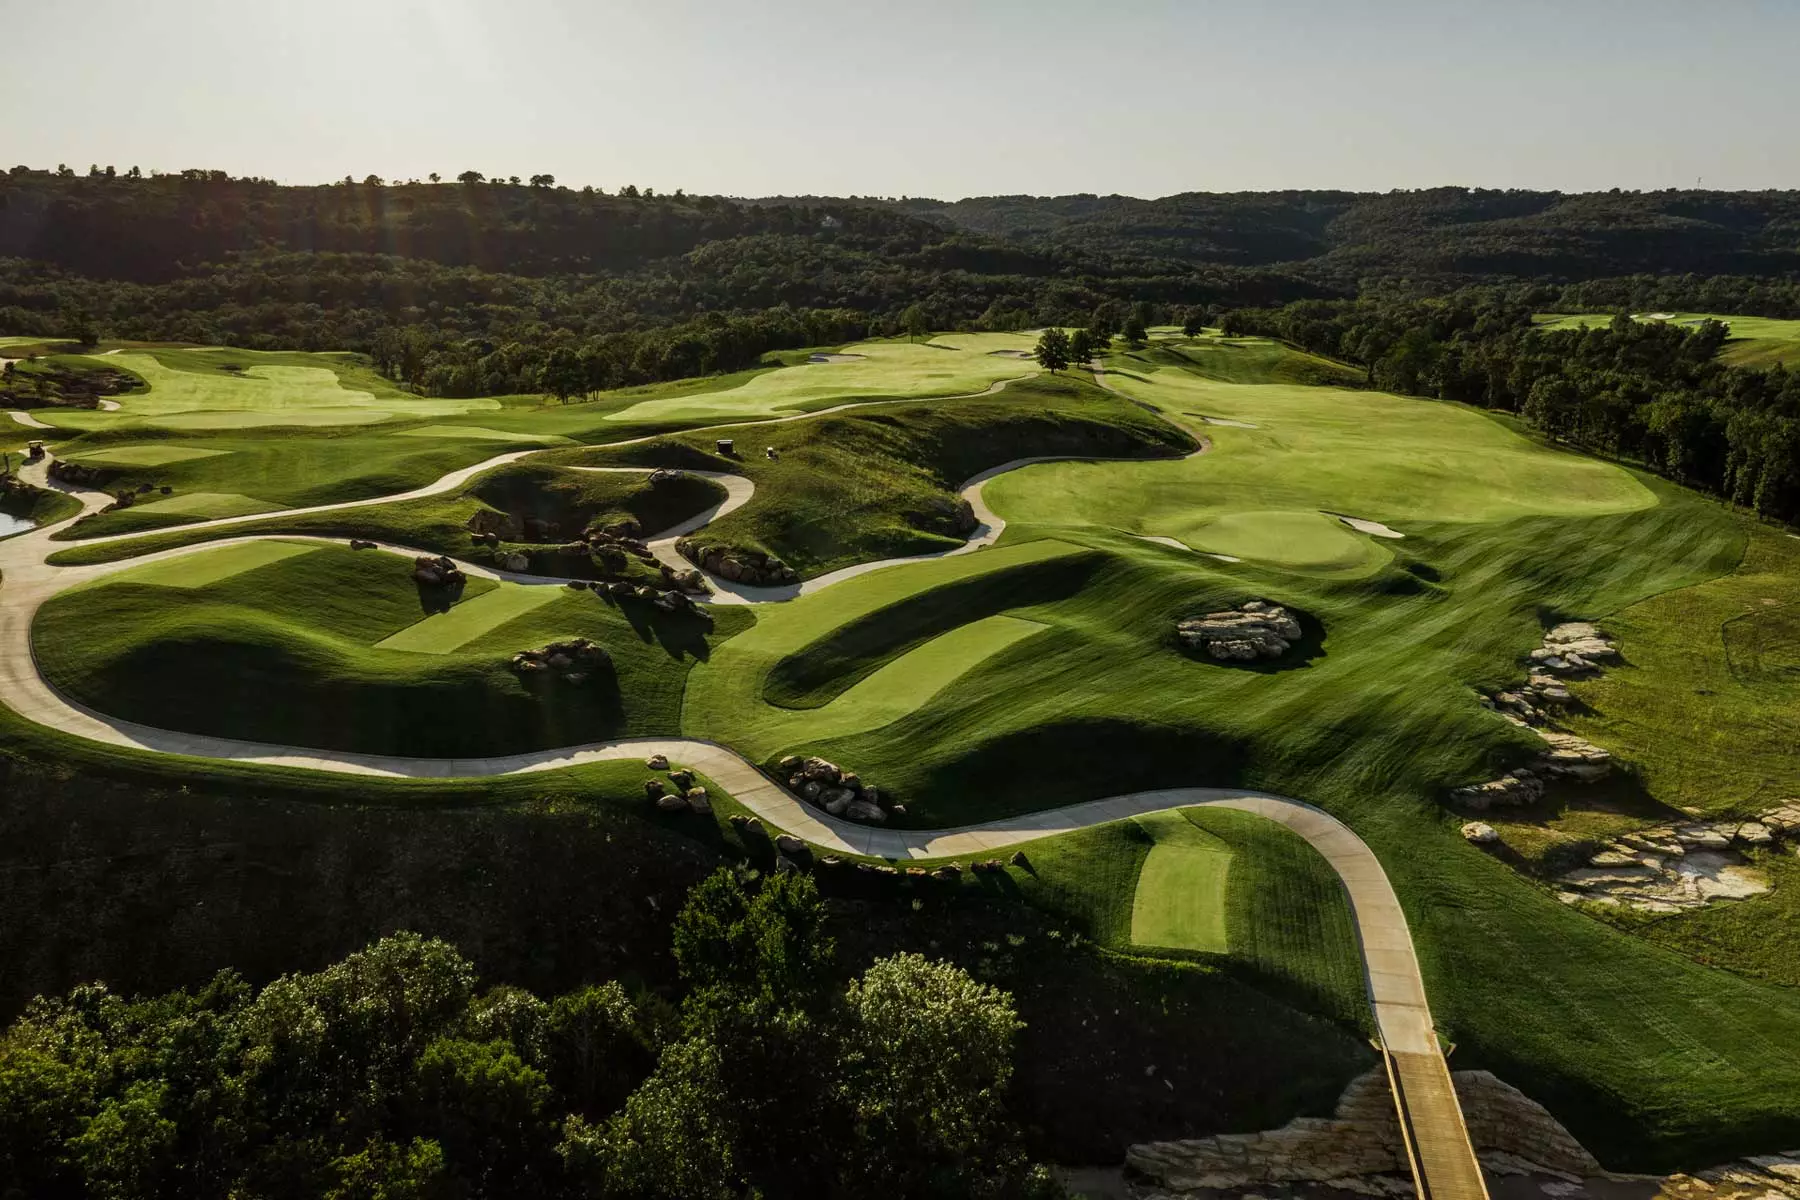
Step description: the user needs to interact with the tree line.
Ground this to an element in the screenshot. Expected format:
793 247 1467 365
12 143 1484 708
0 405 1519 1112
1222 295 1800 523
0 868 1056 1200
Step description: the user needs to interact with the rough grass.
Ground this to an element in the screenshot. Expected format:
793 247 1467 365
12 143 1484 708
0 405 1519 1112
34 545 753 757
552 373 1195 577
1156 334 1367 387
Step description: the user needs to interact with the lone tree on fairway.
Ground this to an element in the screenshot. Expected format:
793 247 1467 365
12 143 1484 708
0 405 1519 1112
1069 328 1096 365
900 304 930 342
1182 309 1204 337
1123 315 1148 348
1035 327 1072 373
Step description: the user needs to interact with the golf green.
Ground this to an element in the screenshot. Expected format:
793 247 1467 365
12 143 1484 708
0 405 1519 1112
130 492 277 519
1129 809 1233 952
376 583 565 654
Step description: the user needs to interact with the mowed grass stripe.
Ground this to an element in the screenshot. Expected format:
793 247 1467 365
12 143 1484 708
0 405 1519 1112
68 445 229 467
376 583 565 654
1130 809 1233 952
109 539 321 589
750 614 1047 745
131 492 277 518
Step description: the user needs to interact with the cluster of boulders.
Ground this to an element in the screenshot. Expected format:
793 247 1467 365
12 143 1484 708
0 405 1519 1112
1127 1068 1602 1196
777 755 899 823
468 509 665 581
509 637 610 683
676 537 798 587
1176 600 1302 661
919 494 979 537
1454 622 1620 808
726 814 1025 883
1657 1148 1800 1200
46 459 110 488
569 577 706 616
411 554 466 588
1546 802 1800 912
643 755 712 815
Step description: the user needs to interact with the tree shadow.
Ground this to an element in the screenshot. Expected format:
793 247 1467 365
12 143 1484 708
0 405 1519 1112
414 577 466 614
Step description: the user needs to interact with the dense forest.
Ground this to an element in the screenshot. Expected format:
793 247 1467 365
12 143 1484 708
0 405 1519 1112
0 867 1055 1200
1221 296 1800 523
5 167 1800 496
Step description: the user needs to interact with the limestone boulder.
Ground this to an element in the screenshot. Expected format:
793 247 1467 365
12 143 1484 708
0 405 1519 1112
1177 600 1304 661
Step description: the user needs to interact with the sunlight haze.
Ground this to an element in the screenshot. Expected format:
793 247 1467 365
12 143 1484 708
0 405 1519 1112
3 0 1794 196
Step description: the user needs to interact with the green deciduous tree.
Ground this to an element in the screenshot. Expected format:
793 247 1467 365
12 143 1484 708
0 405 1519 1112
1069 327 1096 365
1035 327 1072 373
901 304 931 342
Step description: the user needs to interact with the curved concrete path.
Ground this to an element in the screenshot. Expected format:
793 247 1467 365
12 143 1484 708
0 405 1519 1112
0 376 1485 1200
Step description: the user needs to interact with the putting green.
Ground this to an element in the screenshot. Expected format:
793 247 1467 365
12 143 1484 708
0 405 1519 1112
1130 809 1233 952
396 425 572 443
375 582 565 655
683 539 1083 757
62 353 498 430
748 614 1047 745
987 362 1655 573
130 492 277 519
67 445 229 467
926 332 1040 354
108 540 320 589
603 340 1035 425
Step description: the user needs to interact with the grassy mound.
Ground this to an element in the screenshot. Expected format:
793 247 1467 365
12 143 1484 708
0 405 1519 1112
555 373 1195 577
34 543 751 757
1156 334 1366 387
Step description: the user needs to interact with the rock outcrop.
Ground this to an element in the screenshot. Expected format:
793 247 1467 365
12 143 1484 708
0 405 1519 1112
1455 622 1621 807
465 508 523 541
411 555 466 588
676 537 799 587
1128 1068 1600 1195
1552 802 1799 912
777 754 892 824
509 638 610 683
1177 600 1302 661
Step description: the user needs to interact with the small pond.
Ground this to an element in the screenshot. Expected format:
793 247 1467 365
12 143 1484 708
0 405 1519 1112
0 512 37 538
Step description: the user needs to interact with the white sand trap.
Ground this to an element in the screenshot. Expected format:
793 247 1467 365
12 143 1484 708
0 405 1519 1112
1208 553 1242 563
1637 312 1677 321
1197 415 1258 429
807 353 867 364
1135 534 1192 551
1329 512 1405 539
9 411 54 430
988 349 1035 359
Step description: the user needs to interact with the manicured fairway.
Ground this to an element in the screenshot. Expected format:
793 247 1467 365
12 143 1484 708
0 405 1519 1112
375 583 564 654
925 332 1040 354
1129 810 1232 952
129 491 277 519
109 539 321 588
46 351 497 430
989 352 1654 572
750 614 1047 745
396 425 572 443
67 445 229 467
602 340 1036 424
682 538 1084 758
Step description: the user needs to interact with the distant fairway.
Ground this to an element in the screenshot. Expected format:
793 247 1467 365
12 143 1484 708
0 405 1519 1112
602 339 1036 424
989 354 1655 573
396 424 574 443
46 350 498 430
130 491 278 519
1129 810 1233 952
1534 311 1800 369
107 539 320 588
68 445 229 467
376 583 564 654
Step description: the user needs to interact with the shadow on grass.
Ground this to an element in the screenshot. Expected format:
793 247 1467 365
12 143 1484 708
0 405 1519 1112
595 591 719 662
414 577 466 614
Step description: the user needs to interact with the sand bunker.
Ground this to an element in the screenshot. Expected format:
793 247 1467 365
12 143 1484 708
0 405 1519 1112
1636 312 1677 321
987 349 1036 359
1329 512 1404 539
1132 533 1241 563
1195 414 1258 429
807 353 867 364
9 411 54 430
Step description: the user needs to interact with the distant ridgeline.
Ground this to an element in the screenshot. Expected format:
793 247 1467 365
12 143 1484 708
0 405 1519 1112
4 168 1800 396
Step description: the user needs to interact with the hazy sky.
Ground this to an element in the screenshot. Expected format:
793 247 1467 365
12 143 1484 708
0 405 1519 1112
4 0 1794 198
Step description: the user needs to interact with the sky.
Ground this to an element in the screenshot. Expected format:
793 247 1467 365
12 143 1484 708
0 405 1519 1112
3 0 1796 198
